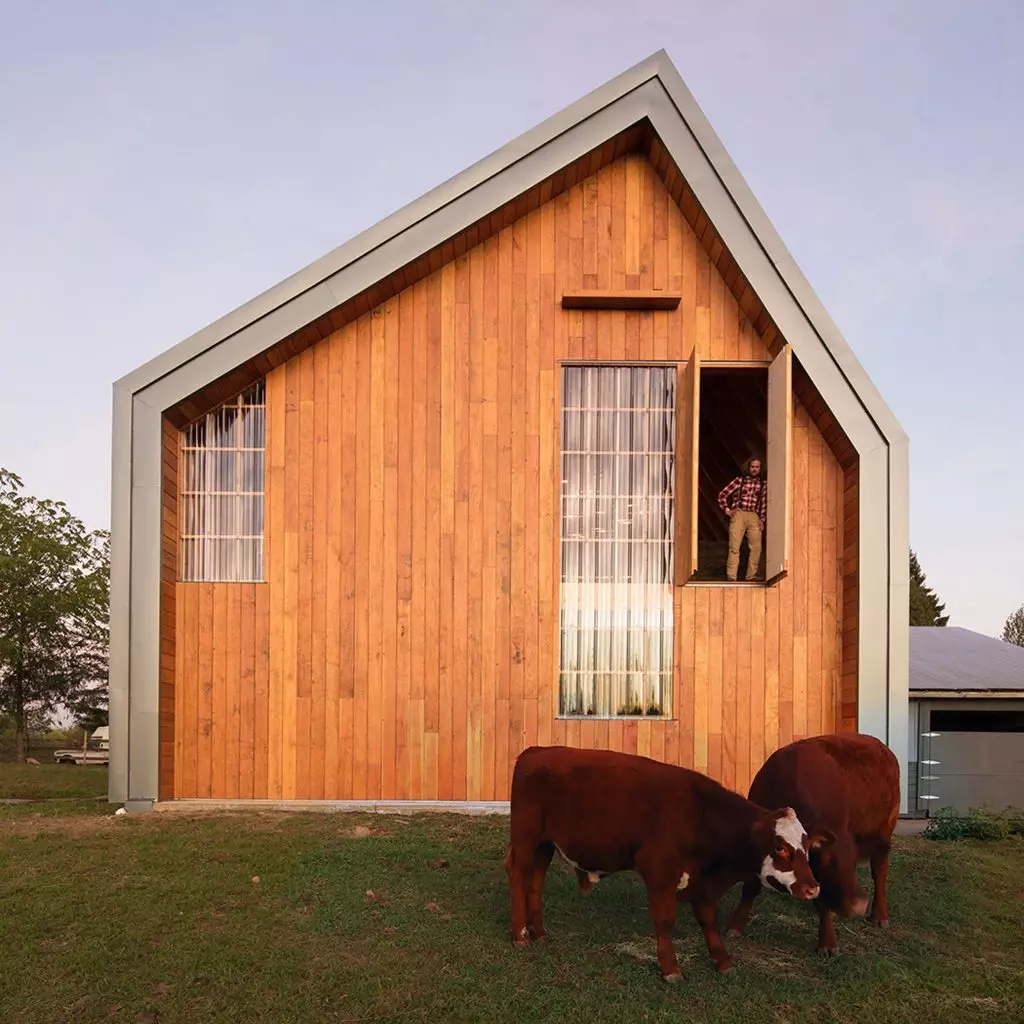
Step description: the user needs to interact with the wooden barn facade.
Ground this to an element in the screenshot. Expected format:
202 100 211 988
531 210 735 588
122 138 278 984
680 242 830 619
109 52 910 812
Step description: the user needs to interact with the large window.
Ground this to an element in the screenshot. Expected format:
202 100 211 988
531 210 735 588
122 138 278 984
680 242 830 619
559 365 675 718
180 380 266 583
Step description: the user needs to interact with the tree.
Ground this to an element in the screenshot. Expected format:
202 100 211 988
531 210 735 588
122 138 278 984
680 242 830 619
0 469 110 762
1002 605 1024 648
909 549 949 627
67 689 109 734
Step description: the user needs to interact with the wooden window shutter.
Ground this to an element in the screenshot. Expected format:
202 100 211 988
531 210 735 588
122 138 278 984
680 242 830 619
674 352 700 585
765 343 793 583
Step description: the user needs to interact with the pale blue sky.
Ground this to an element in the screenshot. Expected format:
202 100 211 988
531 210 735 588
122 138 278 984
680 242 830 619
1 1 1021 636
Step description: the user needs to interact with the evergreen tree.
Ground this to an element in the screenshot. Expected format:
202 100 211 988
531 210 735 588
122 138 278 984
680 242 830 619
909 549 949 626
1001 605 1024 647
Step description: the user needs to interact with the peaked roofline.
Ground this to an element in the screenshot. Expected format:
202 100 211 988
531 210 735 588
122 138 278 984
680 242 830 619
113 48 905 448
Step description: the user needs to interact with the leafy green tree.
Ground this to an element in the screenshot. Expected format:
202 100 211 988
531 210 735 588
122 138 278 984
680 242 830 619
909 549 949 626
0 469 109 762
68 692 109 734
1001 604 1024 648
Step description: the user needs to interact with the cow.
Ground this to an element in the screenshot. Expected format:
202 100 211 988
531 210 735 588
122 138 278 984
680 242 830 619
504 745 831 980
724 733 900 956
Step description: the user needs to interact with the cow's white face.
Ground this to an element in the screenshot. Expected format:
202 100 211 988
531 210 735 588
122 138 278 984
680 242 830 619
759 808 820 900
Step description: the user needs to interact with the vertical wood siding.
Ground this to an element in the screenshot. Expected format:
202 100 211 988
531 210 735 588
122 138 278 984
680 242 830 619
171 153 852 801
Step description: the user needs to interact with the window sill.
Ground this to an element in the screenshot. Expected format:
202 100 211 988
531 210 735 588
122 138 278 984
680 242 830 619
556 715 677 722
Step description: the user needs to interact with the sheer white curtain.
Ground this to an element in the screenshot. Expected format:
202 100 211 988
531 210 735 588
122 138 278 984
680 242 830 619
559 366 675 718
180 380 266 582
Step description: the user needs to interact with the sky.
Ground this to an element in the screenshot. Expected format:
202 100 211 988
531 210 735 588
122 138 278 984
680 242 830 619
1 0 1022 637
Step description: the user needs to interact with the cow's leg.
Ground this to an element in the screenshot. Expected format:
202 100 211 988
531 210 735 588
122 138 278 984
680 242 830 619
693 899 734 974
816 897 839 955
526 842 554 941
869 841 891 928
504 842 533 947
725 878 762 937
643 881 683 982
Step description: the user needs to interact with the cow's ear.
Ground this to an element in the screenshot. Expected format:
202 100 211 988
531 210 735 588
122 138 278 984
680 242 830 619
808 828 836 851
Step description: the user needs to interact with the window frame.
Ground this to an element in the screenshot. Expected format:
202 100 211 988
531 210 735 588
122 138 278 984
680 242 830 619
178 380 267 584
556 360 679 721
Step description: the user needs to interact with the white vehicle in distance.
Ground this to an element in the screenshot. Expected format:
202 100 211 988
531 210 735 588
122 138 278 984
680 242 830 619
52 726 110 766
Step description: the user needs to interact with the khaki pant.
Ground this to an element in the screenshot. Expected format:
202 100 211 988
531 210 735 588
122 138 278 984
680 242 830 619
727 509 762 580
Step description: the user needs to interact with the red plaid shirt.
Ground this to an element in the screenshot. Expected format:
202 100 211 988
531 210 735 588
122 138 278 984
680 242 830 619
718 474 767 530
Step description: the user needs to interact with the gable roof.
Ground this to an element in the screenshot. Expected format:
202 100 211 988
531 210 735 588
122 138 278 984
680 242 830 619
113 49 905 455
911 626 1024 693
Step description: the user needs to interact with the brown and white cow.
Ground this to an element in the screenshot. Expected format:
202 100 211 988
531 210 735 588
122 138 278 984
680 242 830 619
504 745 829 979
725 733 901 955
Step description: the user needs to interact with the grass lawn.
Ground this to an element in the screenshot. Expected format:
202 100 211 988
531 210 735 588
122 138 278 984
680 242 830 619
1 772 1021 1023
0 763 108 803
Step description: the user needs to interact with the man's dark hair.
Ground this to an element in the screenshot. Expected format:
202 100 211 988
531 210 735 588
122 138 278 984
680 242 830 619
741 455 765 480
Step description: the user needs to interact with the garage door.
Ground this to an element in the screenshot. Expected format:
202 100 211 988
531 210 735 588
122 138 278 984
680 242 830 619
920 709 1024 812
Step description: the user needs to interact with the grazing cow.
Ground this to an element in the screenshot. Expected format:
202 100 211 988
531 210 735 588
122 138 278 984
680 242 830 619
725 733 900 955
504 745 830 979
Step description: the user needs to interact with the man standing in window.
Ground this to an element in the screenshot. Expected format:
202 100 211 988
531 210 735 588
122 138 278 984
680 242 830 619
718 457 766 581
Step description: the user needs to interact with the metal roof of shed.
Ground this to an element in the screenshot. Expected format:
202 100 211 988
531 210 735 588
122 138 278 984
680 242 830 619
911 626 1024 692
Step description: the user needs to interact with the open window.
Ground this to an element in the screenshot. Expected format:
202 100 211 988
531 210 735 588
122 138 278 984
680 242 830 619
686 345 791 584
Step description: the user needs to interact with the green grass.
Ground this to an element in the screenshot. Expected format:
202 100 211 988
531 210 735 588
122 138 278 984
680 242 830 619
1 802 1021 1024
0 763 109 802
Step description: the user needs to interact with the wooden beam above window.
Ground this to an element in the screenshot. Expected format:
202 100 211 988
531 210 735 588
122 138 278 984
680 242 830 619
560 289 682 311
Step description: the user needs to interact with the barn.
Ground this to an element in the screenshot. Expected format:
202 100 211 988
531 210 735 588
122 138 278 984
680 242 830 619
108 51 909 813
908 626 1024 814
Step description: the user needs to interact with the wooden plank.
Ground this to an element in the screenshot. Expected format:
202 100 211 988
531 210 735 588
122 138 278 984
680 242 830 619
296 349 315 798
718 587 735 789
381 303 401 799
254 582 270 798
310 338 329 800
675 352 700 584
369 306 388 798
561 289 681 310
808 424 824 736
224 585 241 799
172 583 184 799
766 344 792 580
323 334 342 798
763 582 780 759
266 365 286 800
181 585 199 796
211 584 227 797
437 263 457 799
282 357 300 800
693 588 710 774
354 314 373 799
238 585 256 800
338 326 357 797
452 500 470 799
424 274 443 752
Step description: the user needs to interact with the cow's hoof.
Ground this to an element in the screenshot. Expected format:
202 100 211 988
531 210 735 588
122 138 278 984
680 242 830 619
513 939 530 949
725 927 742 939
529 931 548 943
716 961 735 975
818 946 839 957
663 971 683 984
872 918 890 930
